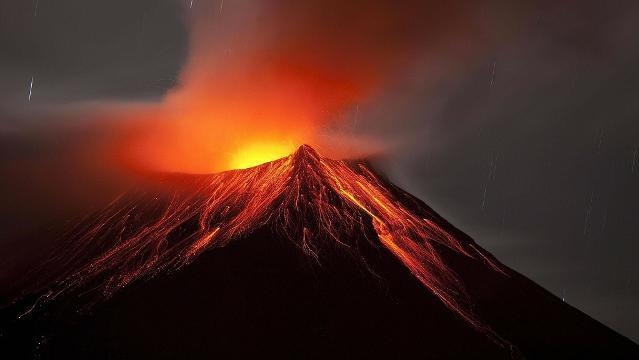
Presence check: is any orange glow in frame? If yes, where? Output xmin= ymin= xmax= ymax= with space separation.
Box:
xmin=116 ymin=53 xmax=364 ymax=173
xmin=120 ymin=93 xmax=316 ymax=173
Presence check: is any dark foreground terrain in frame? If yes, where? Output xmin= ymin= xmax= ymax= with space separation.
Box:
xmin=3 ymin=225 xmax=638 ymax=359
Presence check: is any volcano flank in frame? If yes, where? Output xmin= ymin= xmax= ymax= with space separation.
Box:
xmin=2 ymin=145 xmax=638 ymax=359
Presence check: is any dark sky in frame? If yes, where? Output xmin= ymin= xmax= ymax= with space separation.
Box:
xmin=1 ymin=0 xmax=638 ymax=342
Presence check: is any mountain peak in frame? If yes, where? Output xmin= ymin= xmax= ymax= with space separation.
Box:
xmin=291 ymin=144 xmax=321 ymax=164
xmin=8 ymin=143 xmax=639 ymax=359
xmin=18 ymin=144 xmax=505 ymax=342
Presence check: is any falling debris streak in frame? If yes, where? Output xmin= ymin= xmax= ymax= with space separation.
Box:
xmin=28 ymin=76 xmax=34 ymax=102
xmin=489 ymin=61 xmax=496 ymax=88
xmin=632 ymin=148 xmax=638 ymax=173
xmin=481 ymin=184 xmax=488 ymax=211
xmin=481 ymin=155 xmax=498 ymax=211
xmin=20 ymin=145 xmax=507 ymax=342
xmin=219 ymin=0 xmax=224 ymax=13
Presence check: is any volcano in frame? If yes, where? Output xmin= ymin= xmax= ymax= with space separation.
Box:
xmin=2 ymin=145 xmax=638 ymax=359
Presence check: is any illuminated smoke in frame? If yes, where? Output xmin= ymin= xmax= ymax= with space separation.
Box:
xmin=120 ymin=0 xmax=480 ymax=173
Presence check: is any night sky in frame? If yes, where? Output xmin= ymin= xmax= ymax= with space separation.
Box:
xmin=1 ymin=0 xmax=638 ymax=342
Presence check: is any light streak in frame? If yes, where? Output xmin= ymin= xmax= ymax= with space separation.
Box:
xmin=28 ymin=76 xmax=34 ymax=102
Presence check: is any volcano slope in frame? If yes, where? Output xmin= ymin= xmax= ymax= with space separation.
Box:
xmin=1 ymin=145 xmax=638 ymax=359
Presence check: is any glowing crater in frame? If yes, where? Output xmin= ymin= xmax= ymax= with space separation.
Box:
xmin=229 ymin=141 xmax=298 ymax=170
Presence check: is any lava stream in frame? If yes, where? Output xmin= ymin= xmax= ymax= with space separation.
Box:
xmin=20 ymin=145 xmax=506 ymax=342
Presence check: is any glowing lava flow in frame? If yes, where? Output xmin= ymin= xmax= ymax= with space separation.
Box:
xmin=21 ymin=145 xmax=506 ymax=341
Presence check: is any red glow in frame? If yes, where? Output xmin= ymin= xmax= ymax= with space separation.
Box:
xmin=119 ymin=51 xmax=375 ymax=173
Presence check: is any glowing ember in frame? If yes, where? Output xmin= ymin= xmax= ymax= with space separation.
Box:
xmin=21 ymin=145 xmax=507 ymax=344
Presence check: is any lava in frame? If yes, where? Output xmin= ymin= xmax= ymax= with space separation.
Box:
xmin=19 ymin=145 xmax=507 ymax=344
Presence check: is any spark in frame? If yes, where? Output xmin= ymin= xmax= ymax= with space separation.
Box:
xmin=189 ymin=0 xmax=194 ymax=9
